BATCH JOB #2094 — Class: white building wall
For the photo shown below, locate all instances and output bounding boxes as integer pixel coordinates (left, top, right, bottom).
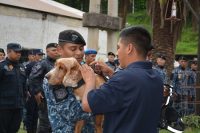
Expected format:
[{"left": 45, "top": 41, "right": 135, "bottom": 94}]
[{"left": 0, "top": 5, "right": 108, "bottom": 60}]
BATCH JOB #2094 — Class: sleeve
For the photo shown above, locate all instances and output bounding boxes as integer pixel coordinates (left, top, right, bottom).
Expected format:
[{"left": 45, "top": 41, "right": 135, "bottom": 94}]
[
  {"left": 29, "top": 61, "right": 46, "bottom": 94},
  {"left": 171, "top": 69, "right": 178, "bottom": 92},
  {"left": 87, "top": 72, "right": 125, "bottom": 114},
  {"left": 0, "top": 63, "right": 4, "bottom": 80}
]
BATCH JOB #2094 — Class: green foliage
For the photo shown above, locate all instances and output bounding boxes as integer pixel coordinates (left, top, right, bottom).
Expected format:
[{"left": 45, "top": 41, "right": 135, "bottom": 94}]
[
  {"left": 183, "top": 114, "right": 200, "bottom": 129},
  {"left": 176, "top": 27, "right": 198, "bottom": 54},
  {"left": 126, "top": 10, "right": 152, "bottom": 32},
  {"left": 126, "top": 10, "right": 198, "bottom": 54}
]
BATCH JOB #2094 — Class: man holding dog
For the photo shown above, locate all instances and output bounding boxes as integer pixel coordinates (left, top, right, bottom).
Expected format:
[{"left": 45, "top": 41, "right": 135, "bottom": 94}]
[
  {"left": 43, "top": 30, "right": 92, "bottom": 132},
  {"left": 80, "top": 26, "right": 163, "bottom": 133}
]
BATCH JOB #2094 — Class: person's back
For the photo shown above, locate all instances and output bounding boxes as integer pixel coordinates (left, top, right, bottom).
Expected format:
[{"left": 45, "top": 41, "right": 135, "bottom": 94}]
[
  {"left": 80, "top": 26, "right": 163, "bottom": 133},
  {"left": 101, "top": 61, "right": 163, "bottom": 133}
]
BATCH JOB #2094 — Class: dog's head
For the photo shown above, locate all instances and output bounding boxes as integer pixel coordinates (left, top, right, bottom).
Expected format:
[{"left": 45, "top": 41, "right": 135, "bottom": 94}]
[{"left": 46, "top": 57, "right": 82, "bottom": 87}]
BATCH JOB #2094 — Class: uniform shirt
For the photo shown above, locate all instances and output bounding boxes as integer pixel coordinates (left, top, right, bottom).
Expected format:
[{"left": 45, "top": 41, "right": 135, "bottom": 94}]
[
  {"left": 29, "top": 56, "right": 55, "bottom": 94},
  {"left": 43, "top": 78, "right": 91, "bottom": 133},
  {"left": 105, "top": 61, "right": 118, "bottom": 71},
  {"left": 153, "top": 65, "right": 168, "bottom": 84},
  {"left": 0, "top": 58, "right": 26, "bottom": 109},
  {"left": 172, "top": 66, "right": 195, "bottom": 95},
  {"left": 88, "top": 61, "right": 163, "bottom": 133}
]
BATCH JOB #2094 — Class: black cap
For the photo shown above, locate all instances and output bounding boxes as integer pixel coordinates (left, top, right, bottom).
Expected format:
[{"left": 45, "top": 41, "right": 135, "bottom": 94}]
[
  {"left": 7, "top": 43, "right": 22, "bottom": 51},
  {"left": 0, "top": 48, "right": 5, "bottom": 54},
  {"left": 178, "top": 56, "right": 187, "bottom": 61},
  {"left": 191, "top": 60, "right": 197, "bottom": 65},
  {"left": 46, "top": 43, "right": 58, "bottom": 49},
  {"left": 34, "top": 49, "right": 45, "bottom": 55},
  {"left": 157, "top": 54, "right": 166, "bottom": 60},
  {"left": 108, "top": 52, "right": 115, "bottom": 57},
  {"left": 28, "top": 50, "right": 36, "bottom": 55},
  {"left": 58, "top": 30, "right": 86, "bottom": 46}
]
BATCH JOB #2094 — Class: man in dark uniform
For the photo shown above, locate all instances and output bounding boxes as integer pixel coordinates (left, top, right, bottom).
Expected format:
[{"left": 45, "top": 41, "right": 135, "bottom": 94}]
[
  {"left": 24, "top": 49, "right": 43, "bottom": 133},
  {"left": 172, "top": 56, "right": 196, "bottom": 116},
  {"left": 105, "top": 52, "right": 118, "bottom": 71},
  {"left": 0, "top": 48, "right": 5, "bottom": 62},
  {"left": 153, "top": 54, "right": 168, "bottom": 84},
  {"left": 84, "top": 49, "right": 97, "bottom": 65},
  {"left": 0, "top": 43, "right": 27, "bottom": 133},
  {"left": 80, "top": 26, "right": 163, "bottom": 133},
  {"left": 29, "top": 43, "right": 58, "bottom": 133}
]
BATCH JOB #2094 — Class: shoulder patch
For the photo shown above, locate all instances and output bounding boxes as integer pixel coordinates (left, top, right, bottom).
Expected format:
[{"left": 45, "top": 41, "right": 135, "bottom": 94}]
[{"left": 32, "top": 63, "right": 42, "bottom": 74}]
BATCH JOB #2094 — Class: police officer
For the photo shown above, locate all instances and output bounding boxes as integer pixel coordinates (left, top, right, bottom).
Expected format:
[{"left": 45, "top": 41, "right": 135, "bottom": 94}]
[
  {"left": 172, "top": 56, "right": 196, "bottom": 116},
  {"left": 105, "top": 52, "right": 118, "bottom": 71},
  {"left": 43, "top": 30, "right": 91, "bottom": 132},
  {"left": 24, "top": 49, "right": 42, "bottom": 133},
  {"left": 34, "top": 49, "right": 45, "bottom": 61},
  {"left": 0, "top": 48, "right": 5, "bottom": 62},
  {"left": 84, "top": 49, "right": 97, "bottom": 65},
  {"left": 0, "top": 43, "right": 27, "bottom": 133},
  {"left": 29, "top": 43, "right": 58, "bottom": 133},
  {"left": 153, "top": 54, "right": 168, "bottom": 84}
]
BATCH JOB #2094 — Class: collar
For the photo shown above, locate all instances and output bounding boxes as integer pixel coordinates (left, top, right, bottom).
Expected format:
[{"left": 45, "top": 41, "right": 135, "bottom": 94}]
[
  {"left": 6, "top": 58, "right": 19, "bottom": 65},
  {"left": 72, "top": 79, "right": 85, "bottom": 90},
  {"left": 47, "top": 56, "right": 56, "bottom": 63},
  {"left": 49, "top": 79, "right": 85, "bottom": 90},
  {"left": 127, "top": 61, "right": 152, "bottom": 69}
]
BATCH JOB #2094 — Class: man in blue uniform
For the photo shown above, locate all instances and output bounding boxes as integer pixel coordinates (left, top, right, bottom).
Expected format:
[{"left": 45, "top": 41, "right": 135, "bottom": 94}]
[
  {"left": 0, "top": 48, "right": 5, "bottom": 62},
  {"left": 84, "top": 49, "right": 97, "bottom": 65},
  {"left": 80, "top": 26, "right": 163, "bottom": 133},
  {"left": 105, "top": 52, "right": 118, "bottom": 71},
  {"left": 29, "top": 43, "right": 58, "bottom": 133},
  {"left": 172, "top": 56, "right": 196, "bottom": 116},
  {"left": 0, "top": 43, "right": 27, "bottom": 133},
  {"left": 153, "top": 54, "right": 168, "bottom": 84},
  {"left": 43, "top": 30, "right": 92, "bottom": 132}
]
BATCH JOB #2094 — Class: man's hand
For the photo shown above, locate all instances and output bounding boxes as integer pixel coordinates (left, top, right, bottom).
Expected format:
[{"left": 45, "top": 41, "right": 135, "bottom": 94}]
[
  {"left": 80, "top": 64, "right": 96, "bottom": 87},
  {"left": 79, "top": 64, "right": 95, "bottom": 112},
  {"left": 35, "top": 92, "right": 44, "bottom": 105},
  {"left": 90, "top": 61, "right": 114, "bottom": 77}
]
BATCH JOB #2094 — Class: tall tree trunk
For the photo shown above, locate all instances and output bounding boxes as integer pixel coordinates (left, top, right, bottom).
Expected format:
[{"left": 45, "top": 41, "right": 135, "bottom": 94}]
[
  {"left": 152, "top": 0, "right": 183, "bottom": 77},
  {"left": 118, "top": 0, "right": 129, "bottom": 28}
]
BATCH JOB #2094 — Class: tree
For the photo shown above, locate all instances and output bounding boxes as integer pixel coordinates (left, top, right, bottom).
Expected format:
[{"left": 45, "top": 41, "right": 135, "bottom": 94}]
[
  {"left": 147, "top": 0, "right": 200, "bottom": 114},
  {"left": 147, "top": 0, "right": 199, "bottom": 75}
]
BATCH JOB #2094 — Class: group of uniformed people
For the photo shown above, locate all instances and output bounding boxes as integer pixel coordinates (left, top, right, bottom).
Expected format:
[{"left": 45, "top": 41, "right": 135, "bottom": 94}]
[
  {"left": 0, "top": 26, "right": 198, "bottom": 133},
  {"left": 153, "top": 54, "right": 197, "bottom": 117}
]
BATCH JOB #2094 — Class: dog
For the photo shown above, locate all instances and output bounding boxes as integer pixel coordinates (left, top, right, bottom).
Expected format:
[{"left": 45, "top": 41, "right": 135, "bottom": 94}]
[{"left": 46, "top": 57, "right": 105, "bottom": 133}]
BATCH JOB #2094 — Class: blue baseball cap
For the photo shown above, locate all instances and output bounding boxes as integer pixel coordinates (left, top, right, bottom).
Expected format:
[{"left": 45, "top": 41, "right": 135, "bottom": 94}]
[{"left": 84, "top": 49, "right": 97, "bottom": 55}]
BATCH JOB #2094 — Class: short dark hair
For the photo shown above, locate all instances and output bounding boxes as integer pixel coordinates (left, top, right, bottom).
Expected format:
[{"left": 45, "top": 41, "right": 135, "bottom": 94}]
[
  {"left": 119, "top": 26, "right": 152, "bottom": 57},
  {"left": 107, "top": 52, "right": 115, "bottom": 57}
]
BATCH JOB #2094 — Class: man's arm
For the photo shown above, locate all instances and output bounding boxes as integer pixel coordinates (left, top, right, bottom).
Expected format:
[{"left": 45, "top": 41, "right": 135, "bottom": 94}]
[{"left": 80, "top": 64, "right": 96, "bottom": 112}]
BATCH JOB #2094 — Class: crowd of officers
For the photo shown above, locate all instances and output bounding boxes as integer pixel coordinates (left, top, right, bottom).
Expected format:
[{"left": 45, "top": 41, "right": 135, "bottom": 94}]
[{"left": 0, "top": 32, "right": 198, "bottom": 133}]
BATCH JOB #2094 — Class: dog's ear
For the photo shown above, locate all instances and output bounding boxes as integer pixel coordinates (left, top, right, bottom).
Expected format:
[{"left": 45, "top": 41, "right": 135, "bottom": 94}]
[{"left": 62, "top": 58, "right": 82, "bottom": 87}]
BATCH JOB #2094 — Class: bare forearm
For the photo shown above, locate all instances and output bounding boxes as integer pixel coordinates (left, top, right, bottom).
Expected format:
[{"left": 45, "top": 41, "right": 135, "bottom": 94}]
[{"left": 82, "top": 83, "right": 95, "bottom": 112}]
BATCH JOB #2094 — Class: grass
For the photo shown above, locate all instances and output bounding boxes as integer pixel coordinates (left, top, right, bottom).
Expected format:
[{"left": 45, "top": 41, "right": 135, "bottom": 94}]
[
  {"left": 176, "top": 27, "right": 198, "bottom": 54},
  {"left": 126, "top": 10, "right": 198, "bottom": 55},
  {"left": 160, "top": 128, "right": 200, "bottom": 133}
]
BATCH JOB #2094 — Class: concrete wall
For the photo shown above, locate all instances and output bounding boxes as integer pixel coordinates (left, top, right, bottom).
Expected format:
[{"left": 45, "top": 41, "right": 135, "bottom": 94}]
[{"left": 0, "top": 5, "right": 108, "bottom": 59}]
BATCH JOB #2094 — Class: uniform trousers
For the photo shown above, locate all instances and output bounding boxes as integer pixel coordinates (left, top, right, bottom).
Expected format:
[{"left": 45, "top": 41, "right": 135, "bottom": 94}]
[{"left": 0, "top": 108, "right": 22, "bottom": 133}]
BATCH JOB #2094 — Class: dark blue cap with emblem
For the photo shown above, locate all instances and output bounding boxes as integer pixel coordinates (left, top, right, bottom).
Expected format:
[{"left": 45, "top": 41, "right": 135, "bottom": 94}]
[
  {"left": 7, "top": 43, "right": 22, "bottom": 51},
  {"left": 34, "top": 49, "right": 45, "bottom": 55},
  {"left": 58, "top": 30, "right": 86, "bottom": 46},
  {"left": 84, "top": 49, "right": 97, "bottom": 55}
]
